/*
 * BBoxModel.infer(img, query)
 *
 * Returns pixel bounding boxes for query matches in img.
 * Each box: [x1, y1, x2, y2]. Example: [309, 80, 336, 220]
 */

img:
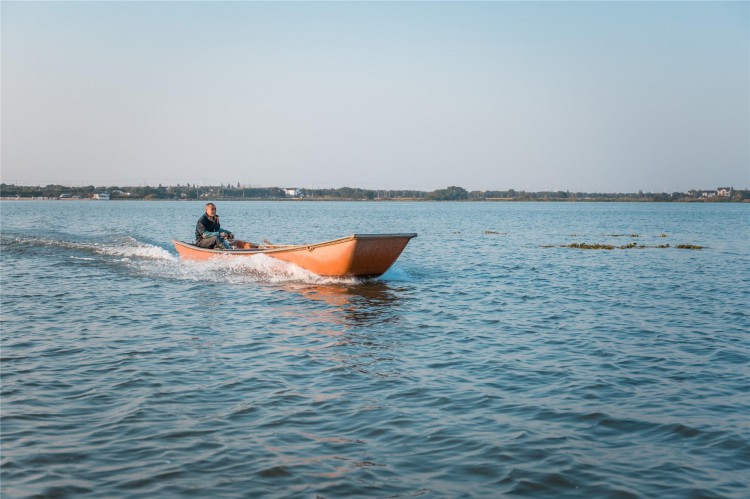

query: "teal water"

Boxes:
[1, 201, 748, 498]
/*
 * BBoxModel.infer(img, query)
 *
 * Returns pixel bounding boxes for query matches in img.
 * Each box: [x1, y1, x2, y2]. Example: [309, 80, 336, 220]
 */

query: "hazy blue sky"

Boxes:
[2, 1, 748, 192]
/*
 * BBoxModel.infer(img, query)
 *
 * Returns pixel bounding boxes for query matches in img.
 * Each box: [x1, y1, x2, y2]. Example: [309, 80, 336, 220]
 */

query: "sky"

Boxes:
[1, 1, 748, 192]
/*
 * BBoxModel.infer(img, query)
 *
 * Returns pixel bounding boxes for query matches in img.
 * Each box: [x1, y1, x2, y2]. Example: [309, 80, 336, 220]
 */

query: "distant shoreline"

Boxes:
[2, 197, 747, 203]
[3, 183, 747, 202]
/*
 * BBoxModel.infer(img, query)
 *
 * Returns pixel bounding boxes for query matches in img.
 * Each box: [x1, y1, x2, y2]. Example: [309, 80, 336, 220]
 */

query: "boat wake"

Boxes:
[1, 234, 374, 285]
[1, 234, 176, 261]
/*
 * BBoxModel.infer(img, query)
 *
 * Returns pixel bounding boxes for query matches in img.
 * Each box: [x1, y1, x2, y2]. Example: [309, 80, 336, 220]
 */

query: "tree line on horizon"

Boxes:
[1, 183, 747, 202]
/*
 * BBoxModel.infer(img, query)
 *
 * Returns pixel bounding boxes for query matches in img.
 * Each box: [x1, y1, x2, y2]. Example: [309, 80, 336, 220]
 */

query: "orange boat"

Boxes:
[172, 233, 417, 278]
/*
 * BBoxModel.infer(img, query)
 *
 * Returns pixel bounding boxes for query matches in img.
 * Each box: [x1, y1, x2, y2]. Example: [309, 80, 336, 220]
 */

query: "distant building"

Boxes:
[93, 192, 110, 200]
[284, 188, 302, 197]
[59, 193, 71, 199]
[717, 187, 732, 197]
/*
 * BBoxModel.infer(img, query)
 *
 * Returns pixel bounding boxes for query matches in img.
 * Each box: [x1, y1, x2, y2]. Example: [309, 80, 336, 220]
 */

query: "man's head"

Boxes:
[205, 203, 217, 217]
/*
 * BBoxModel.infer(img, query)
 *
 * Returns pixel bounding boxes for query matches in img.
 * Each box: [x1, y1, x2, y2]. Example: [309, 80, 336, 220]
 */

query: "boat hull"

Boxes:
[172, 234, 416, 278]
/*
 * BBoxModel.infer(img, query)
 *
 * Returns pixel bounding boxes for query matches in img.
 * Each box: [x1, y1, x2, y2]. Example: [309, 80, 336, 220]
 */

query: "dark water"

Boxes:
[1, 201, 748, 498]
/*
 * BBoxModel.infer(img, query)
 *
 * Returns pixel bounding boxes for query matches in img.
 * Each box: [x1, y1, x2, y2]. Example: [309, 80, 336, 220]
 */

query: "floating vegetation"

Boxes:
[484, 230, 507, 235]
[565, 243, 615, 250]
[547, 242, 702, 251]
[542, 231, 702, 251]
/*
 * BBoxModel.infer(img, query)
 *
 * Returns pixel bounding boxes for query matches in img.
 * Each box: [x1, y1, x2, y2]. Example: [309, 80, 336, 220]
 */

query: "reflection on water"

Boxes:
[286, 281, 404, 329]
[277, 282, 408, 380]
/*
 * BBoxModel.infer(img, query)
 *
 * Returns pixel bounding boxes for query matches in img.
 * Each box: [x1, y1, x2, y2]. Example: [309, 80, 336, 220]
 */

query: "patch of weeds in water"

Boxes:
[545, 233, 702, 251]
[550, 242, 687, 251]
[565, 243, 615, 250]
[484, 230, 507, 235]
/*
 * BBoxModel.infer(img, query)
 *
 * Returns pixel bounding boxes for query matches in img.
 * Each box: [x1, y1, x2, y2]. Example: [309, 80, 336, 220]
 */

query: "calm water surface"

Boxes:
[1, 201, 748, 498]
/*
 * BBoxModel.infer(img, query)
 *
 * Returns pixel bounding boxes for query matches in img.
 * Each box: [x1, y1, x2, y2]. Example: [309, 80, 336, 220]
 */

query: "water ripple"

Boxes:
[1, 201, 748, 497]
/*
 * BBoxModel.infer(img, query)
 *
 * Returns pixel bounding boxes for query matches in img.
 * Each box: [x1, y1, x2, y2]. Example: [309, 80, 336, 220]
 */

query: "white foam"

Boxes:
[173, 253, 363, 285]
[96, 244, 176, 261]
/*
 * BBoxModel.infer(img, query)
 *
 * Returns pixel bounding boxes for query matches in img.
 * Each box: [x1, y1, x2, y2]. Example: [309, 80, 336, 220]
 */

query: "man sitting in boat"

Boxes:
[195, 203, 234, 249]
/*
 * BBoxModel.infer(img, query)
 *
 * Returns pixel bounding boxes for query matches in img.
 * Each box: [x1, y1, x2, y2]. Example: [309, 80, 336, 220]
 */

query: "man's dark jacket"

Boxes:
[195, 214, 222, 241]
